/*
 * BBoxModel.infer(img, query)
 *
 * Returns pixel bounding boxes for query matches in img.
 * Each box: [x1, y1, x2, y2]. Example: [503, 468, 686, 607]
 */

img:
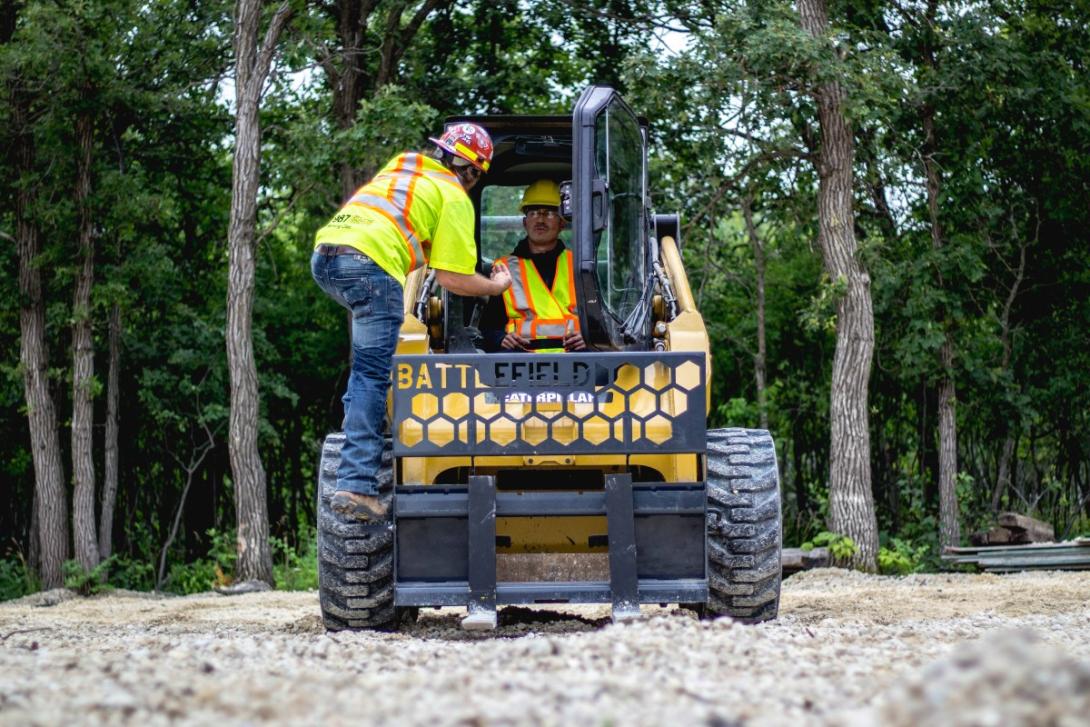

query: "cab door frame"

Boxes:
[572, 86, 654, 351]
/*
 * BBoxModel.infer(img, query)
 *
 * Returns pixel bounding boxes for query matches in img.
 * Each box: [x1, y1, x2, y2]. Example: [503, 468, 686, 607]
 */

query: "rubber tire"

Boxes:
[704, 427, 783, 623]
[316, 432, 413, 631]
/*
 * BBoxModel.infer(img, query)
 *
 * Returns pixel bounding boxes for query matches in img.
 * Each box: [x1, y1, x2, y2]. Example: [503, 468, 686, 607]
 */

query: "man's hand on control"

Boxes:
[501, 332, 531, 351]
[562, 320, 586, 351]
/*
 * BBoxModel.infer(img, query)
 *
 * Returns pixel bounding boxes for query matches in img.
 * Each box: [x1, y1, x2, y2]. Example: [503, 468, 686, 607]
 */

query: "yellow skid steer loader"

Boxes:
[317, 86, 782, 630]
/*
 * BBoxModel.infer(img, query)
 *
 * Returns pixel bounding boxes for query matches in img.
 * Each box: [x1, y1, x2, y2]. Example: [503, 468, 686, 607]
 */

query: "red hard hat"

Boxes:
[429, 123, 494, 172]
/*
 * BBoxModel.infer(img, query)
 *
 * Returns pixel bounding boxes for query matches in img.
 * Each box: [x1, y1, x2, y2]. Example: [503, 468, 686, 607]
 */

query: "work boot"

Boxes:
[330, 490, 388, 522]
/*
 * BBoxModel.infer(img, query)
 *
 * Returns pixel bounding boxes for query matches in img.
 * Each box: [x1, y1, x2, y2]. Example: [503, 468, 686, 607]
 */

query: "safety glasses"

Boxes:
[452, 158, 481, 181]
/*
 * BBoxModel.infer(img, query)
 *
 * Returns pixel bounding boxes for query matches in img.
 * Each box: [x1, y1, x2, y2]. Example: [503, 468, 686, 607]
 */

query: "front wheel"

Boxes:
[316, 433, 406, 631]
[704, 427, 782, 623]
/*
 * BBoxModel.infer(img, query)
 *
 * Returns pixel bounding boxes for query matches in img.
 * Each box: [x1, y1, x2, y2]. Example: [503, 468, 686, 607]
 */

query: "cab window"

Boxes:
[479, 184, 570, 263]
[593, 98, 645, 326]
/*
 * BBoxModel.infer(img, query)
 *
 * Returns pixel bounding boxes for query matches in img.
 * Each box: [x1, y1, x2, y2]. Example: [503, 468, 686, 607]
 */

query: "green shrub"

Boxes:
[878, 537, 932, 575]
[159, 527, 237, 594]
[272, 528, 318, 591]
[801, 530, 858, 561]
[63, 558, 115, 595]
[104, 555, 156, 591]
[0, 556, 36, 601]
[163, 558, 219, 594]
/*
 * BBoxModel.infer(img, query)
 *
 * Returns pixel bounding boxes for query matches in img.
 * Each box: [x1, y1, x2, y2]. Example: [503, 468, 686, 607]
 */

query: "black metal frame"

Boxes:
[393, 478, 708, 609]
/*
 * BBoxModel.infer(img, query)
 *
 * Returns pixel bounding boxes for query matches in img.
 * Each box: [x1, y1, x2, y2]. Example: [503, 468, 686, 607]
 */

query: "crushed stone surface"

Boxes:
[2, 568, 1089, 726]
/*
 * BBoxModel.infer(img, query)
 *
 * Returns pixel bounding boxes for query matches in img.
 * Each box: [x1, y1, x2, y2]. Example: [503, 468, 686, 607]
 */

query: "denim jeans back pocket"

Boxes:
[341, 274, 375, 317]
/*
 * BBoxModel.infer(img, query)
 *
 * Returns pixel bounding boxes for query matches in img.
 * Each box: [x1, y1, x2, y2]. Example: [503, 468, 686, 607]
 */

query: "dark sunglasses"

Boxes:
[452, 159, 481, 179]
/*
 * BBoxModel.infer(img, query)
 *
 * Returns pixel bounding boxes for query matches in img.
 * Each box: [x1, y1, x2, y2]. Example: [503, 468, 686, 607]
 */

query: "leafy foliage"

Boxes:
[801, 531, 858, 561]
[2, 0, 1089, 593]
[0, 555, 37, 601]
[878, 537, 933, 576]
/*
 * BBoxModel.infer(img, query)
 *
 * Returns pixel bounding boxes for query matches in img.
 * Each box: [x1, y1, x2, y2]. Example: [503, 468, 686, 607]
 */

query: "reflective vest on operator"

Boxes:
[313, 153, 477, 286]
[502, 249, 580, 353]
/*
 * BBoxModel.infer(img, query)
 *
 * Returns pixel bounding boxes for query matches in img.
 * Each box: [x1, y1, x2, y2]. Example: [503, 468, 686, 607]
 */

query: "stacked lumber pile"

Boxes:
[970, 512, 1055, 546]
[781, 547, 829, 576]
[947, 511, 1090, 572]
[943, 539, 1090, 573]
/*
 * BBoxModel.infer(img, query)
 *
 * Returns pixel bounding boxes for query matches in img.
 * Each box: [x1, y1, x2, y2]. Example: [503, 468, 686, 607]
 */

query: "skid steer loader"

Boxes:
[316, 86, 782, 630]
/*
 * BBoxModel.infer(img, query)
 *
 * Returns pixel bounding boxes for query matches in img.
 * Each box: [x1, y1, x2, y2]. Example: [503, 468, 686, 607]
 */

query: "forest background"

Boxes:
[2, 0, 1087, 596]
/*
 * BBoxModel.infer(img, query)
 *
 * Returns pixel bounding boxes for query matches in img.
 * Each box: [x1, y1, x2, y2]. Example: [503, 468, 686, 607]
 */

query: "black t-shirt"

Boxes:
[480, 238, 566, 351]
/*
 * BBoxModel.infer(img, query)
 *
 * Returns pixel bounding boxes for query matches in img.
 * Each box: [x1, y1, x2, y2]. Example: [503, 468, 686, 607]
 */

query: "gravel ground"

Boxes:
[2, 568, 1089, 726]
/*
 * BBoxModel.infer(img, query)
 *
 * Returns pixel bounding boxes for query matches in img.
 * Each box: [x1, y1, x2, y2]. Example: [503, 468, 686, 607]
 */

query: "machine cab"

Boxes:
[434, 86, 660, 353]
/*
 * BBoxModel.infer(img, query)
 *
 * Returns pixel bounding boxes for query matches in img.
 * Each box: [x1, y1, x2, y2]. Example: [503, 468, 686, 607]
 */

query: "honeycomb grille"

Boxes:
[391, 352, 705, 456]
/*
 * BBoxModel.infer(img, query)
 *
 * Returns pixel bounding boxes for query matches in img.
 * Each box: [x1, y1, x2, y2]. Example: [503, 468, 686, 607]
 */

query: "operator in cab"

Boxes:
[481, 179, 587, 353]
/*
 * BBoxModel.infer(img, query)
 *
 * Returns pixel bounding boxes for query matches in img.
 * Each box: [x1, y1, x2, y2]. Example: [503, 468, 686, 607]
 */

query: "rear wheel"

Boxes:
[704, 427, 782, 623]
[316, 433, 410, 631]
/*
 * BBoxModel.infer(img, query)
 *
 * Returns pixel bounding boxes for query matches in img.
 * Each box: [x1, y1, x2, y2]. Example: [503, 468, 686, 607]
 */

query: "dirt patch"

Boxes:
[1, 569, 1088, 725]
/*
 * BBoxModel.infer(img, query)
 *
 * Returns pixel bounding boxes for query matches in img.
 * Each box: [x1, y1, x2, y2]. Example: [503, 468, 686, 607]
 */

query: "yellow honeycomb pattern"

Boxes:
[394, 354, 704, 454]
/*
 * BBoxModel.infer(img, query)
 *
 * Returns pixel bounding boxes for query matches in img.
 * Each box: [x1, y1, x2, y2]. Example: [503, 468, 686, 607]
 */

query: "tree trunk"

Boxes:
[71, 108, 100, 573]
[742, 195, 768, 431]
[99, 303, 121, 559]
[992, 433, 1016, 513]
[330, 0, 368, 200]
[317, 0, 452, 200]
[798, 0, 879, 571]
[226, 0, 292, 585]
[936, 340, 959, 546]
[157, 424, 216, 591]
[12, 87, 69, 588]
[920, 6, 959, 547]
[991, 235, 1027, 512]
[29, 487, 41, 576]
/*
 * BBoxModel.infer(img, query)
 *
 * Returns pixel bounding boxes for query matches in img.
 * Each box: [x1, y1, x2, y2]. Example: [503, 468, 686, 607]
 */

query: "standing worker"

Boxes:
[312, 123, 512, 522]
[481, 179, 586, 353]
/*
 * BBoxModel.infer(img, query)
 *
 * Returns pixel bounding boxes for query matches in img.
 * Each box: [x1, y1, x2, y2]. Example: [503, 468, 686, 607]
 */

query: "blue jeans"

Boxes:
[311, 250, 404, 495]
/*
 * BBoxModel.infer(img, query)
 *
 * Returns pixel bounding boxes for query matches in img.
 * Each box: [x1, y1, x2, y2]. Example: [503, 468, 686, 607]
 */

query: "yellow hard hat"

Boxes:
[520, 179, 560, 210]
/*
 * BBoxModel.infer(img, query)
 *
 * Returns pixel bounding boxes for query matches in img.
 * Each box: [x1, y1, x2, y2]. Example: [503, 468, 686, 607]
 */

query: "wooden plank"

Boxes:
[945, 541, 1089, 555]
[942, 541, 1090, 573]
[944, 551, 1090, 564]
[997, 512, 1054, 543]
[970, 526, 1013, 546]
[964, 548, 1090, 560]
[782, 547, 829, 574]
[984, 564, 1090, 573]
[970, 554, 1090, 568]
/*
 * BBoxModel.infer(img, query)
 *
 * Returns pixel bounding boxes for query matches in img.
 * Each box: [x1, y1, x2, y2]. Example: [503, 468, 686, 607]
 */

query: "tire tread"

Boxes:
[704, 427, 782, 623]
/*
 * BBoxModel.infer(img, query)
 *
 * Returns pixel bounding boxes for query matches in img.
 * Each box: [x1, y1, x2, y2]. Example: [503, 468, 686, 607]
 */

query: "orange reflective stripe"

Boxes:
[565, 252, 577, 315]
[348, 152, 439, 273]
[502, 288, 517, 318]
[423, 169, 463, 192]
[394, 154, 424, 245]
[385, 156, 405, 201]
[501, 250, 580, 349]
[519, 257, 539, 315]
[505, 256, 531, 310]
[405, 173, 421, 221]
[348, 193, 422, 271]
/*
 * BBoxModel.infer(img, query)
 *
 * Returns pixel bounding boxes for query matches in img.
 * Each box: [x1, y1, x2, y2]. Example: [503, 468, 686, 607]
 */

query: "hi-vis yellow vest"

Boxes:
[314, 153, 476, 286]
[502, 249, 580, 353]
